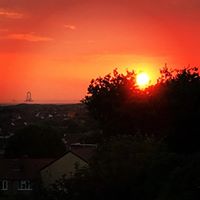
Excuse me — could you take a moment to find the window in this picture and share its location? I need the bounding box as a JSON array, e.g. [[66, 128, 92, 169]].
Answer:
[[0, 180, 8, 190], [17, 180, 32, 190]]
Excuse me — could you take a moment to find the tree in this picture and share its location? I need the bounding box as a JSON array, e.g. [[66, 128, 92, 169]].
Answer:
[[41, 135, 158, 200], [83, 67, 200, 152], [82, 69, 148, 135], [5, 125, 66, 158], [44, 67, 200, 200], [155, 67, 200, 152]]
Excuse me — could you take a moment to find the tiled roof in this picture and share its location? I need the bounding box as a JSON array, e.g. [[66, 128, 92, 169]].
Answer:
[[40, 144, 97, 170], [70, 144, 97, 162], [0, 158, 53, 180]]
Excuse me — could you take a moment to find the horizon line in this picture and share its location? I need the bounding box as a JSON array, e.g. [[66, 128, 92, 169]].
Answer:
[[0, 99, 81, 104]]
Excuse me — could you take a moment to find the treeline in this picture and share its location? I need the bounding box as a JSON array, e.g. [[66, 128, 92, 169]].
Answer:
[[42, 67, 200, 200], [83, 67, 200, 153]]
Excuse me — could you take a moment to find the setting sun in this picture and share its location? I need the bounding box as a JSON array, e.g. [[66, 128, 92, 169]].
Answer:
[[136, 72, 150, 88]]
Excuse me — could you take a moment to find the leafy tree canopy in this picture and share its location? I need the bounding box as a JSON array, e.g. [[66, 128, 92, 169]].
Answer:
[[5, 125, 66, 158], [82, 67, 200, 152]]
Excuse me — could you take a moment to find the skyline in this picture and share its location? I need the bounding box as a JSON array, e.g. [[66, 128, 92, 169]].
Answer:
[[1, 0, 200, 102]]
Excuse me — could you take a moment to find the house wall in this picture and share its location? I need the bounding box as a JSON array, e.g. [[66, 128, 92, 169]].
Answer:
[[0, 180, 34, 198], [40, 152, 88, 188]]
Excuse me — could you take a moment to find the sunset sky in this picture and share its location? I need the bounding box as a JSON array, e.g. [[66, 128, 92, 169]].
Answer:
[[1, 0, 200, 103]]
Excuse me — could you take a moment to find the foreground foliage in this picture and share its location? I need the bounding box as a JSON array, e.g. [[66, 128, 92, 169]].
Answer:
[[44, 135, 200, 200], [43, 67, 200, 200]]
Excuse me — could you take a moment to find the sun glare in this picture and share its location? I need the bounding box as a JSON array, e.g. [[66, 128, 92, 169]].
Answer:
[[136, 72, 150, 88]]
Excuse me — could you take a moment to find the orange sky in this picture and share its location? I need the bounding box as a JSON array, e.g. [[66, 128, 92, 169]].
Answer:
[[1, 0, 200, 103]]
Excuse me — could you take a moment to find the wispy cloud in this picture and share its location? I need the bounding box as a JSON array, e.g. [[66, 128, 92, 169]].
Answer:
[[64, 24, 76, 30], [3, 33, 53, 42], [0, 9, 23, 19]]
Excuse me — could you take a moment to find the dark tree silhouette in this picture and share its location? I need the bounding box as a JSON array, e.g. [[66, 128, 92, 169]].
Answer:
[[83, 67, 200, 152], [42, 67, 200, 200], [82, 69, 146, 135], [42, 136, 200, 200], [155, 67, 200, 152], [5, 125, 66, 158]]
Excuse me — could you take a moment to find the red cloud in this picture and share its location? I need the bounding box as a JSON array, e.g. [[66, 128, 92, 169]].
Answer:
[[0, 10, 23, 19], [3, 33, 53, 42], [64, 24, 76, 30]]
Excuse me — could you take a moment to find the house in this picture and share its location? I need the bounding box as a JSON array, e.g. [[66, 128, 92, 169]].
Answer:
[[40, 144, 96, 188], [40, 152, 88, 188], [0, 158, 53, 198], [0, 133, 14, 156]]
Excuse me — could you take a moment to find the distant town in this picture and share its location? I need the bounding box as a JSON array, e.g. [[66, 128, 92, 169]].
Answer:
[[0, 103, 99, 199]]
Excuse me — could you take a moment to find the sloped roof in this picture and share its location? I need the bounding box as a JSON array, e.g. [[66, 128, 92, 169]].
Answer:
[[40, 145, 97, 171], [0, 158, 53, 180], [70, 145, 96, 162]]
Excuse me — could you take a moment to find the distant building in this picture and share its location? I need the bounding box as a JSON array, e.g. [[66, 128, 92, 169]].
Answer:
[[25, 91, 33, 102], [67, 111, 76, 119], [0, 133, 14, 156]]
